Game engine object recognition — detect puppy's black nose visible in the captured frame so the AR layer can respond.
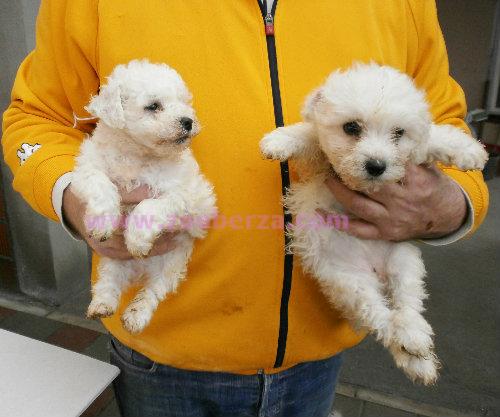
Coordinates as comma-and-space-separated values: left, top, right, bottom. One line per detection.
365, 159, 386, 177
180, 117, 193, 132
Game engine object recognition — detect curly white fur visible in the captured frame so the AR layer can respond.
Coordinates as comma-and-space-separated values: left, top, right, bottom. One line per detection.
72, 59, 217, 334
260, 63, 488, 385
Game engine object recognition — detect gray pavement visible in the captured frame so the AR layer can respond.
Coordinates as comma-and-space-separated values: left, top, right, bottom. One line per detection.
0, 303, 424, 417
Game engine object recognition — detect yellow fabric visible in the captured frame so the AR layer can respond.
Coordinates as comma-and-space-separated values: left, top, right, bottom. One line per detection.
2, 0, 489, 373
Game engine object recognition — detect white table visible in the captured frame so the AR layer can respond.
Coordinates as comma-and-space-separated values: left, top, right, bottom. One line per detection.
0, 329, 120, 417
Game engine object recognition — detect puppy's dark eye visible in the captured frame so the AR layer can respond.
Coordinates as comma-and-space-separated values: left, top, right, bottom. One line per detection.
393, 128, 405, 139
144, 102, 162, 112
343, 121, 362, 137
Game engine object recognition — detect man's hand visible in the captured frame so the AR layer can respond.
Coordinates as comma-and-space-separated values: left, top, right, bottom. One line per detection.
323, 164, 467, 241
62, 184, 177, 259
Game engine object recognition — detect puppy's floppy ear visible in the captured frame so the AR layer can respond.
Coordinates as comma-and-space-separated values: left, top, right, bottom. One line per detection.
85, 81, 125, 129
301, 87, 324, 122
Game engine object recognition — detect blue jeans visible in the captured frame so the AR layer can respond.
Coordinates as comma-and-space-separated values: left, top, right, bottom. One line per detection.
109, 336, 343, 417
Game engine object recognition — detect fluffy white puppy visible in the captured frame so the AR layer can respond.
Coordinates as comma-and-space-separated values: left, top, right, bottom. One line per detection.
72, 59, 217, 334
260, 63, 488, 385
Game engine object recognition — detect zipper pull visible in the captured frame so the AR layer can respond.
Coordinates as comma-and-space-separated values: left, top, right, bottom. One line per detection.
264, 13, 275, 36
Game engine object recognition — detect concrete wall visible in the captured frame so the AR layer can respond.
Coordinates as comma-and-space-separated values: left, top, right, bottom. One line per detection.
0, 0, 498, 305
0, 0, 90, 305
438, 0, 497, 109
437, 0, 500, 144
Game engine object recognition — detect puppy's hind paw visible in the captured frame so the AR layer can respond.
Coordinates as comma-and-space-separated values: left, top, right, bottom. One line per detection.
390, 345, 441, 386
391, 310, 435, 359
121, 305, 152, 334
87, 300, 117, 319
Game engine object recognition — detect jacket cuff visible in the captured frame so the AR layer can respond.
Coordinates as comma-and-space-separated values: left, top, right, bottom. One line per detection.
31, 153, 76, 221
52, 172, 82, 240
440, 167, 489, 236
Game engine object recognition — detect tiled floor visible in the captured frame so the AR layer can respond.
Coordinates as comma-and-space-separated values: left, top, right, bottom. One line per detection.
0, 304, 452, 417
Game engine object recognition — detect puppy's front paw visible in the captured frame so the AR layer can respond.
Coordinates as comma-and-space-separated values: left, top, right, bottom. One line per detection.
124, 227, 157, 257
451, 143, 489, 171
260, 130, 294, 161
84, 204, 121, 241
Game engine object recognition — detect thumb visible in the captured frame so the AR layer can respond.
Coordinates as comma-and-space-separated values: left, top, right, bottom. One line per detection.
119, 185, 153, 204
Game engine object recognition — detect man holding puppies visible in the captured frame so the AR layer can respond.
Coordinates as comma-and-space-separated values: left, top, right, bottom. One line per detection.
2, 0, 488, 416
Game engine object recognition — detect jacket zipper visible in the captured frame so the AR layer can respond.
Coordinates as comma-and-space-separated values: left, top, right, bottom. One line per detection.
258, 0, 293, 369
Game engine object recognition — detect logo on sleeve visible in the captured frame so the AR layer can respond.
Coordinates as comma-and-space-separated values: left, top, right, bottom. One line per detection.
17, 143, 42, 165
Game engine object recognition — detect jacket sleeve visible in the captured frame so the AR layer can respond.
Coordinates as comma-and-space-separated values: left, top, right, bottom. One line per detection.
407, 0, 489, 236
1, 0, 99, 221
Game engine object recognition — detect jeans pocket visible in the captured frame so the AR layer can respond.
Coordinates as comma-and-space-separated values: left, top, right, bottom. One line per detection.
108, 336, 158, 374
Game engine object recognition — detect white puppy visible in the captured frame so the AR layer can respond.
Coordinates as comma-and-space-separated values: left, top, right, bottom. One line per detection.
260, 63, 488, 384
72, 60, 217, 334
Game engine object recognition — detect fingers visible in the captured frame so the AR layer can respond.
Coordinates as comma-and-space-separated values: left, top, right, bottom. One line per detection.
365, 182, 405, 203
148, 233, 178, 257
86, 234, 132, 259
324, 175, 388, 222
87, 231, 178, 259
119, 185, 153, 204
94, 247, 135, 260
363, 164, 440, 203
316, 209, 381, 240
342, 219, 382, 240
402, 163, 441, 188
367, 164, 441, 205
88, 243, 134, 259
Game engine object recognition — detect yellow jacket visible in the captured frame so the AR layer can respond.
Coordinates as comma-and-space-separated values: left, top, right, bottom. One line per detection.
2, 0, 489, 374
